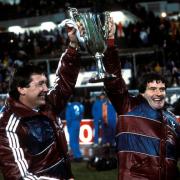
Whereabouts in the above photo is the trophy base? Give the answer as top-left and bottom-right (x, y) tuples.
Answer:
(89, 74), (116, 83)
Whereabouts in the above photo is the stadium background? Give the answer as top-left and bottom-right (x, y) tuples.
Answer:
(0, 0), (180, 179)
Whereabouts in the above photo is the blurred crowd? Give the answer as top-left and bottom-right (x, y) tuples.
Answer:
(0, 0), (99, 21)
(0, 3), (179, 93)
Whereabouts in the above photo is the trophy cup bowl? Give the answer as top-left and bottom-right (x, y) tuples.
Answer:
(68, 8), (116, 83)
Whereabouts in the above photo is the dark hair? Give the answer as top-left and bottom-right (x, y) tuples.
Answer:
(9, 64), (45, 100)
(138, 73), (166, 93)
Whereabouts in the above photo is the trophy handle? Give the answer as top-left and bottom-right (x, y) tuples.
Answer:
(103, 11), (111, 40)
(68, 8), (79, 22)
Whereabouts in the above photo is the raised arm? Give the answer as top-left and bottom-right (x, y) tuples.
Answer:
(103, 18), (131, 115)
(47, 21), (84, 113)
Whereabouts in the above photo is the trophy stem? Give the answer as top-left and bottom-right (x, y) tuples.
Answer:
(89, 52), (116, 83)
(96, 52), (106, 78)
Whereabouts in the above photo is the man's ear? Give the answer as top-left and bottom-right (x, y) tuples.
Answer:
(17, 87), (26, 95)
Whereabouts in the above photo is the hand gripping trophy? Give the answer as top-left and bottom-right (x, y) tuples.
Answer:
(68, 7), (116, 83)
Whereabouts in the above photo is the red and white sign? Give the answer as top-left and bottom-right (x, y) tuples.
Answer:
(63, 119), (94, 145)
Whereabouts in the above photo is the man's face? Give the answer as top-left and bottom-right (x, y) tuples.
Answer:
(142, 80), (166, 110)
(18, 74), (48, 109)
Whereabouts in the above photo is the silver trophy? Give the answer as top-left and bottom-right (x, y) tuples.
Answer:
(68, 7), (116, 83)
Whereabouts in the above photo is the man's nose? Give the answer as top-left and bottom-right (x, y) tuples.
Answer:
(42, 84), (48, 91)
(155, 89), (163, 95)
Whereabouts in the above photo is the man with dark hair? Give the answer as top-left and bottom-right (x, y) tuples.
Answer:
(138, 73), (166, 93)
(0, 22), (82, 180)
(102, 23), (180, 180)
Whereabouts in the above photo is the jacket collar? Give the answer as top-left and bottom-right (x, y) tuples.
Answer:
(6, 97), (40, 118)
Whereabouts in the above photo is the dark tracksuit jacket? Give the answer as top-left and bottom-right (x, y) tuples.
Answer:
(103, 46), (180, 180)
(0, 46), (80, 180)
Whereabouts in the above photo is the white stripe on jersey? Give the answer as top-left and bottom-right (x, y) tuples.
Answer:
(6, 114), (39, 180)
